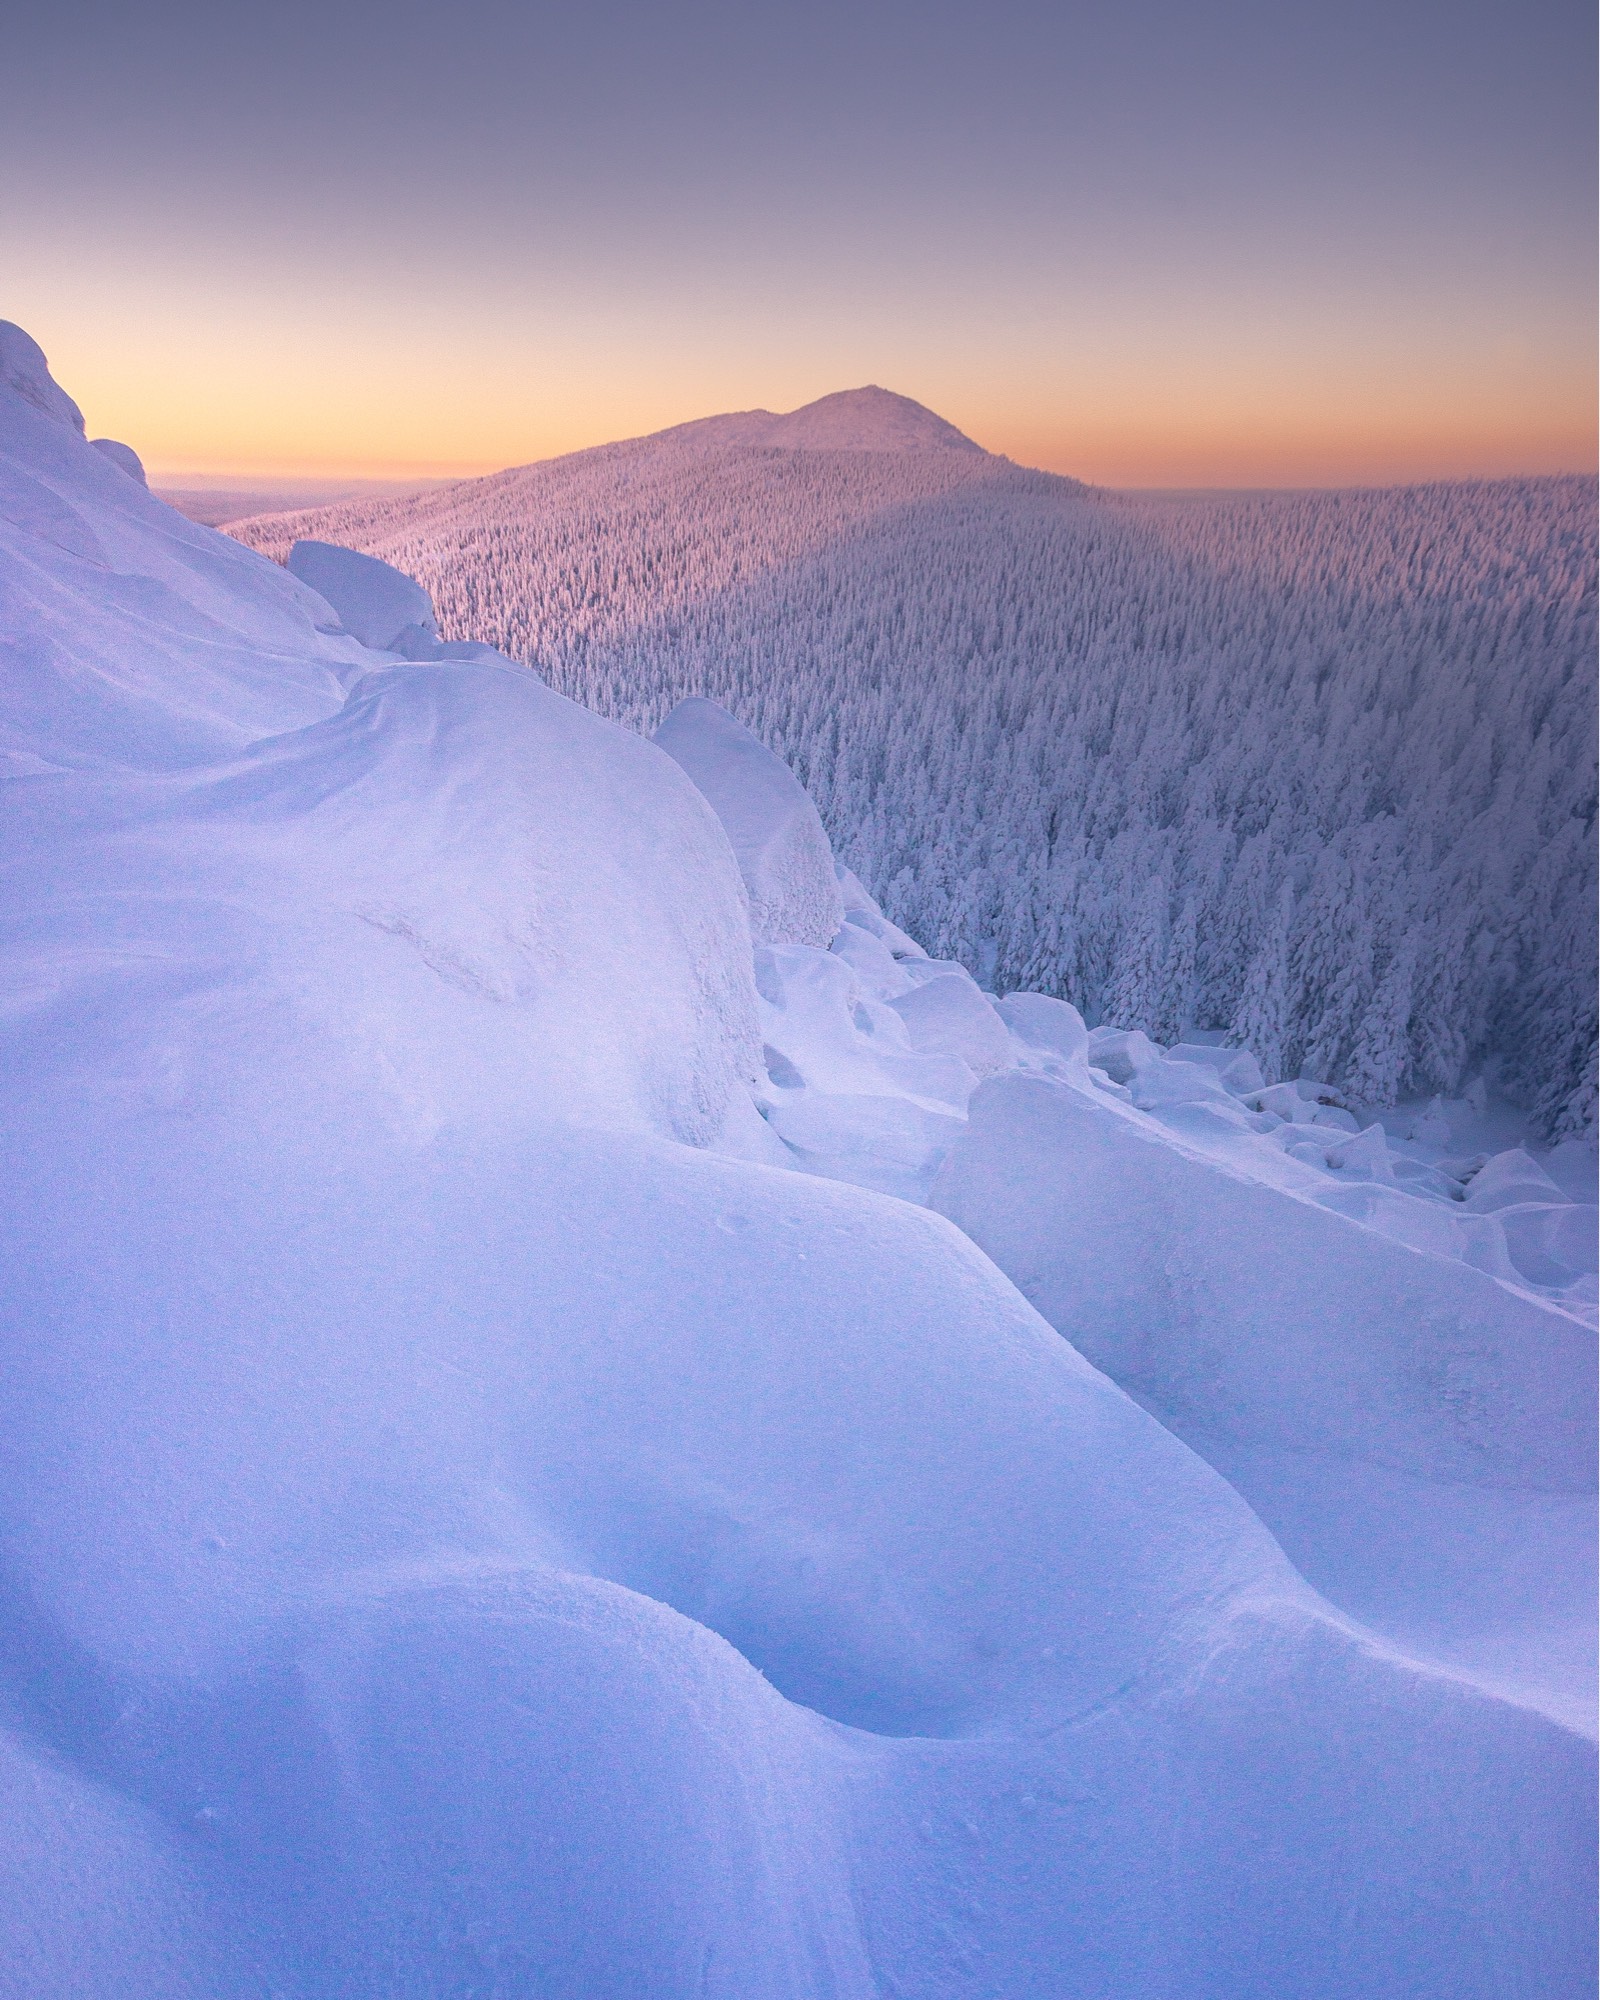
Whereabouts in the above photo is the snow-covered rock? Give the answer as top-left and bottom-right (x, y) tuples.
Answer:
(0, 319), (85, 433)
(1461, 1146), (1569, 1213)
(888, 963), (1014, 1076)
(998, 989), (1091, 1062)
(89, 435), (147, 485)
(0, 366), (363, 772)
(287, 536), (442, 653)
(655, 696), (845, 948)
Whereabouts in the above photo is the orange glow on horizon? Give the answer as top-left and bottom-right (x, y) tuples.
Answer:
(131, 384), (1599, 494)
(136, 407), (1597, 497)
(31, 291), (1596, 494)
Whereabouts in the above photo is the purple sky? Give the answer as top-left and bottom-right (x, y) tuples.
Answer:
(4, 0), (1593, 483)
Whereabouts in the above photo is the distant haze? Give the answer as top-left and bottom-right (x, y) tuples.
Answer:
(4, 0), (1593, 486)
(155, 477), (458, 529)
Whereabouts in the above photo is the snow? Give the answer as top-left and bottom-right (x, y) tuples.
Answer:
(0, 325), (1594, 1996)
(89, 436), (148, 486)
(653, 383), (988, 454)
(655, 696), (845, 947)
(1188, 1435), (1597, 1734)
(232, 436), (1595, 1141)
(287, 535), (442, 654)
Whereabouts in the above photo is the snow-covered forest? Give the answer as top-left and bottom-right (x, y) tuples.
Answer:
(236, 446), (1598, 1139)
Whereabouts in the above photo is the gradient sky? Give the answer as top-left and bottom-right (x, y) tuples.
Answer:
(3, 0), (1594, 485)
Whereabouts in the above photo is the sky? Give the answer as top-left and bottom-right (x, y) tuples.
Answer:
(3, 0), (1594, 487)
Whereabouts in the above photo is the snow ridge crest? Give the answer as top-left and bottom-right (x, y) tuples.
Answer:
(0, 320), (86, 435)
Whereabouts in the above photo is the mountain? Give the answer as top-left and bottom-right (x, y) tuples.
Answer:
(231, 415), (1598, 1141)
(0, 321), (1594, 1995)
(652, 382), (989, 454)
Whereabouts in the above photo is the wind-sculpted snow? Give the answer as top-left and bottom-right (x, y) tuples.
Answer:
(89, 436), (148, 486)
(287, 536), (440, 653)
(655, 696), (845, 947)
(1, 333), (360, 774)
(1, 329), (1595, 1995)
(233, 431), (1597, 1140)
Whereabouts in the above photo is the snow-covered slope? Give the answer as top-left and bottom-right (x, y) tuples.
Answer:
(232, 427), (1596, 1141)
(2, 323), (1594, 1996)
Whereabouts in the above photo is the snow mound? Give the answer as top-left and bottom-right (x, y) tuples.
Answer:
(90, 436), (147, 486)
(287, 537), (441, 654)
(655, 696), (845, 947)
(657, 383), (987, 454)
(0, 319), (85, 434)
(931, 1070), (1594, 1491)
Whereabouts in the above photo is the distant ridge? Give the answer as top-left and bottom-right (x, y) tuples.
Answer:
(651, 385), (988, 456)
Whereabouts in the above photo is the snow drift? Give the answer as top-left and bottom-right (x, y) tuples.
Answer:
(287, 536), (442, 653)
(1, 324), (1594, 1997)
(655, 695), (845, 947)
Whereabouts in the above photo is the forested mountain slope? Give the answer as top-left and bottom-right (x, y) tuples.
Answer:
(233, 423), (1597, 1137)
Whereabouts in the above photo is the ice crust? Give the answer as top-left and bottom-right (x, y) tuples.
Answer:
(0, 329), (1593, 1997)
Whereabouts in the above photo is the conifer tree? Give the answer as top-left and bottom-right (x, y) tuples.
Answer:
(1229, 891), (1294, 1085)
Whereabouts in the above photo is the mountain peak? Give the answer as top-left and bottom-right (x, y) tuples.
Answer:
(654, 385), (986, 456)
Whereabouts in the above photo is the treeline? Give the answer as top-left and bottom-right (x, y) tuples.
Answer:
(235, 451), (1598, 1136)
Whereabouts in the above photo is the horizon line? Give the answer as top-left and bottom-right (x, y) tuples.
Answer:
(148, 459), (1600, 500)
